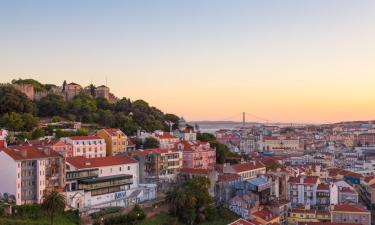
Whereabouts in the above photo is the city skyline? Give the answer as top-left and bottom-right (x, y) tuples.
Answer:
(1, 0), (375, 123)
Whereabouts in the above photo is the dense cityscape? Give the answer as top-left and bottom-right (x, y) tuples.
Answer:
(2, 1), (375, 225)
(0, 79), (374, 225)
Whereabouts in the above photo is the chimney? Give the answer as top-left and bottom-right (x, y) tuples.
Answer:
(43, 148), (51, 156)
(20, 149), (27, 158)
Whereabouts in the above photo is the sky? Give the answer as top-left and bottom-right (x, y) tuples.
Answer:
(1, 0), (375, 124)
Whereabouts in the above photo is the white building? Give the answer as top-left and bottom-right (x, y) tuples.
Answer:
(0, 146), (65, 205)
(288, 176), (319, 207)
(65, 155), (156, 213)
(62, 136), (106, 158)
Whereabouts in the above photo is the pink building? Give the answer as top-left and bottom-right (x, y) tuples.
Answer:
(62, 136), (106, 158)
(357, 133), (375, 146)
(25, 139), (73, 158)
(175, 140), (216, 169)
(152, 131), (180, 149)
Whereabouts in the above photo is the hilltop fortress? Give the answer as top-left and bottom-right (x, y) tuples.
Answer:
(3, 80), (118, 103)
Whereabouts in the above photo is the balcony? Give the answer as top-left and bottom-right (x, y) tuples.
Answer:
(66, 168), (99, 181)
(78, 174), (133, 191)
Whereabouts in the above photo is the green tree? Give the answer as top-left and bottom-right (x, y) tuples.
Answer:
(37, 94), (67, 117)
(96, 109), (114, 127)
(0, 112), (24, 131)
(0, 86), (36, 114)
(21, 113), (39, 131)
(166, 177), (213, 225)
(12, 78), (46, 92)
(143, 137), (160, 149)
(209, 140), (239, 164)
(42, 189), (66, 225)
(76, 128), (88, 136)
(32, 128), (45, 139)
(68, 93), (97, 122)
(96, 97), (113, 110)
(113, 112), (139, 135)
(197, 132), (216, 142)
(51, 116), (62, 123)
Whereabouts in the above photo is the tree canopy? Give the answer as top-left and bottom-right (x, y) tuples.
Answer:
(209, 140), (240, 164)
(0, 86), (35, 115)
(0, 79), (179, 135)
(166, 177), (213, 225)
(37, 94), (67, 117)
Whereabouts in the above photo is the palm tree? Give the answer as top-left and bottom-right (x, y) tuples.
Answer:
(42, 189), (66, 225)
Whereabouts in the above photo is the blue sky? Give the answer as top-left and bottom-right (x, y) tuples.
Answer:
(1, 0), (375, 122)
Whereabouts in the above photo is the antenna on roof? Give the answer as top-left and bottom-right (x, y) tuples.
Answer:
(105, 76), (108, 86)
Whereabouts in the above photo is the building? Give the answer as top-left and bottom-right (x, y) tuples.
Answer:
(215, 173), (242, 206)
(133, 148), (183, 182)
(152, 131), (179, 149)
(62, 136), (106, 158)
(228, 218), (258, 225)
(228, 195), (254, 220)
(288, 209), (330, 225)
(288, 176), (319, 207)
(357, 133), (375, 146)
(261, 136), (300, 151)
(97, 128), (128, 156)
(24, 139), (73, 158)
(223, 161), (266, 181)
(63, 82), (82, 101)
(331, 204), (371, 225)
(252, 208), (279, 225)
(316, 183), (330, 208)
(269, 200), (290, 225)
(65, 155), (156, 212)
(0, 146), (65, 205)
(95, 85), (110, 100)
(175, 140), (216, 169)
(13, 83), (35, 100)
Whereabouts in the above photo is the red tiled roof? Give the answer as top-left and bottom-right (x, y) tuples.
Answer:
(363, 176), (375, 183)
(218, 173), (241, 182)
(252, 209), (278, 222)
(332, 204), (369, 213)
(102, 128), (124, 136)
(1, 146), (61, 160)
(154, 132), (177, 139)
(67, 136), (103, 141)
(228, 219), (258, 225)
(289, 176), (319, 185)
(340, 187), (355, 193)
(317, 183), (330, 190)
(231, 161), (265, 173)
(66, 156), (137, 169)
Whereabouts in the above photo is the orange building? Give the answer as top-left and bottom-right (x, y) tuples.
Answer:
(97, 128), (128, 156)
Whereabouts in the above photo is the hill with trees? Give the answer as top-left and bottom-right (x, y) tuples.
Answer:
(0, 79), (180, 136)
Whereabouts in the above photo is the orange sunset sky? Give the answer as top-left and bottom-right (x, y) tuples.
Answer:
(1, 1), (374, 123)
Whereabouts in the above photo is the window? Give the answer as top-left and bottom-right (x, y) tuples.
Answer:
(128, 166), (130, 170)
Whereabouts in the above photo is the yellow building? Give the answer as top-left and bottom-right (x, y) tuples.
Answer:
(288, 209), (330, 225)
(97, 128), (128, 156)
